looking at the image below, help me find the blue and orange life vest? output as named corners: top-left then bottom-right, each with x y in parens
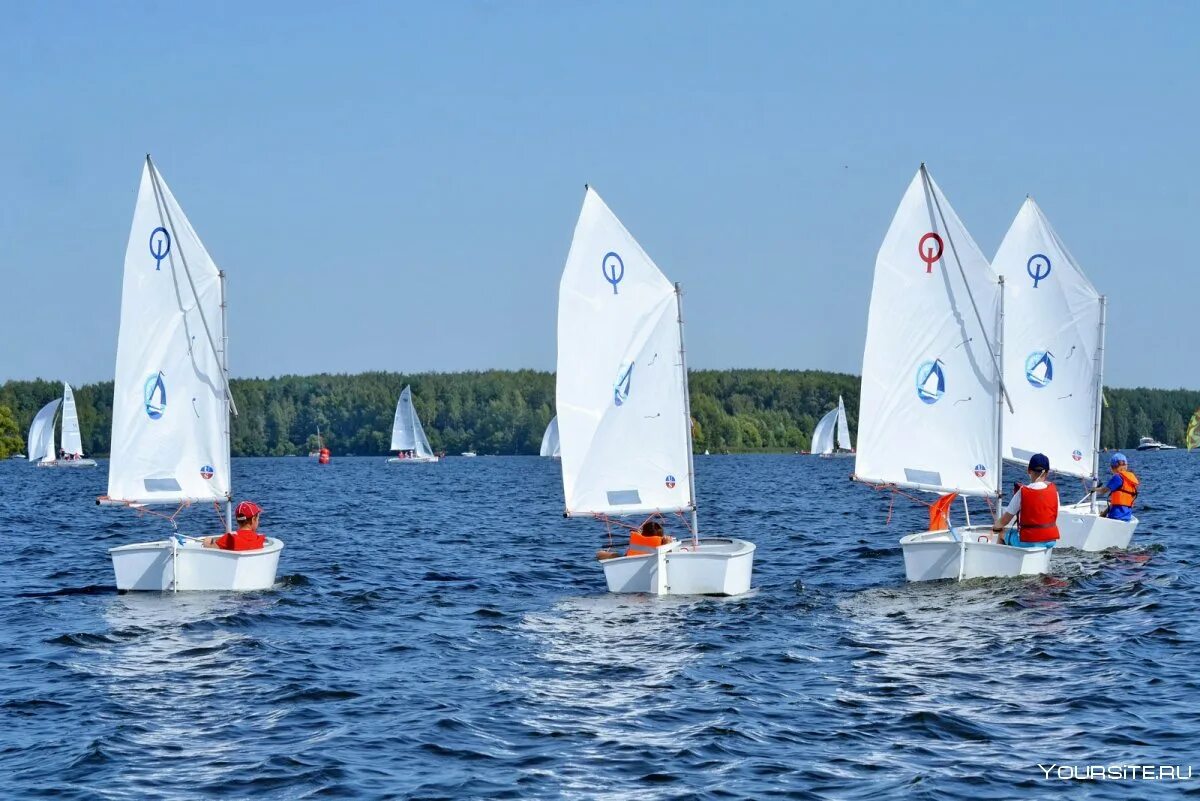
top-left (1018, 483), bottom-right (1060, 543)
top-left (1110, 469), bottom-right (1140, 508)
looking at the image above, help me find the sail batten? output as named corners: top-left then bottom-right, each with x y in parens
top-left (995, 198), bottom-right (1102, 479)
top-left (856, 167), bottom-right (1002, 496)
top-left (556, 188), bottom-right (693, 517)
top-left (106, 159), bottom-right (231, 505)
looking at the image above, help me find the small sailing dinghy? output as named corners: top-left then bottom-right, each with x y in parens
top-left (855, 165), bottom-right (1051, 582)
top-left (539, 416), bottom-right (561, 459)
top-left (29, 384), bottom-right (97, 467)
top-left (811, 395), bottom-right (854, 457)
top-left (101, 156), bottom-right (283, 592)
top-left (556, 187), bottom-right (754, 596)
top-left (387, 386), bottom-right (440, 463)
top-left (994, 197), bottom-right (1134, 551)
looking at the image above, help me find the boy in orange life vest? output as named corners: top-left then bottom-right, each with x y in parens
top-left (990, 453), bottom-right (1059, 547)
top-left (202, 501), bottom-right (268, 551)
top-left (1088, 452), bottom-right (1140, 522)
top-left (596, 520), bottom-right (673, 561)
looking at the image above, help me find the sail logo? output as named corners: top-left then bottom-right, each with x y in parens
top-left (613, 362), bottom-right (634, 406)
top-left (915, 360), bottom-right (945, 404)
top-left (1025, 351), bottom-right (1054, 388)
top-left (1072, 449), bottom-right (1083, 462)
top-left (918, 232), bottom-right (943, 273)
top-left (150, 227), bottom-right (171, 271)
top-left (602, 251), bottom-right (625, 295)
top-left (1027, 253), bottom-right (1051, 288)
top-left (665, 475), bottom-right (676, 489)
top-left (143, 372), bottom-right (167, 419)
top-left (200, 464), bottom-right (215, 480)
top-left (974, 464), bottom-right (987, 478)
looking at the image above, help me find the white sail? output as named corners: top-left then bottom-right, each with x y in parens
top-left (856, 166), bottom-right (1003, 496)
top-left (60, 383), bottom-right (84, 456)
top-left (28, 399), bottom-right (61, 464)
top-left (811, 408), bottom-right (838, 455)
top-left (539, 416), bottom-right (561, 458)
top-left (995, 198), bottom-right (1102, 479)
top-left (556, 187), bottom-right (693, 516)
top-left (835, 395), bottom-right (853, 452)
top-left (390, 386), bottom-right (434, 457)
top-left (107, 158), bottom-right (231, 505)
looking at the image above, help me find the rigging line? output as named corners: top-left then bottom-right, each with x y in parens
top-left (145, 156), bottom-right (239, 416)
top-left (922, 166), bottom-right (1014, 413)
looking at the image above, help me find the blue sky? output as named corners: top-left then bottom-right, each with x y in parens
top-left (2, 2), bottom-right (1196, 388)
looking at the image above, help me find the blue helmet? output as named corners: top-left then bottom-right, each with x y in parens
top-left (1110, 452), bottom-right (1128, 467)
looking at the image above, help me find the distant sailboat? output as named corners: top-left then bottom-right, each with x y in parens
top-left (387, 386), bottom-right (440, 463)
top-left (556, 186), bottom-right (754, 595)
top-left (539, 416), bottom-right (561, 458)
top-left (810, 395), bottom-right (854, 457)
top-left (855, 165), bottom-right (1051, 582)
top-left (29, 384), bottom-right (97, 468)
top-left (101, 156), bottom-right (283, 592)
top-left (994, 196), bottom-right (1135, 551)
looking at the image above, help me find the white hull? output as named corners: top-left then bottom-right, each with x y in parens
top-left (110, 537), bottom-right (284, 592)
top-left (899, 527), bottom-right (1052, 582)
top-left (386, 455), bottom-right (440, 464)
top-left (36, 459), bottom-right (97, 468)
top-left (1056, 501), bottom-right (1138, 551)
top-left (600, 537), bottom-right (754, 596)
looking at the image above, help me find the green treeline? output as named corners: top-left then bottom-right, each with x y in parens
top-left (1, 371), bottom-right (1197, 457)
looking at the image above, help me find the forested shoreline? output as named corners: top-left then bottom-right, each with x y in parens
top-left (1, 370), bottom-right (1196, 458)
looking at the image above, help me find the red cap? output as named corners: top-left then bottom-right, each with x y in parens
top-left (235, 501), bottom-right (262, 521)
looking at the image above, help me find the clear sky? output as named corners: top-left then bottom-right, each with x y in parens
top-left (2, 2), bottom-right (1196, 388)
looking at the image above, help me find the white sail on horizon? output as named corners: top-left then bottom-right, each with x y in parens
top-left (540, 416), bottom-right (561, 458)
top-left (27, 398), bottom-right (61, 464)
top-left (60, 383), bottom-right (83, 456)
top-left (390, 385), bottom-right (435, 458)
top-left (106, 158), bottom-right (231, 505)
top-left (855, 166), bottom-right (1003, 497)
top-left (995, 197), bottom-right (1102, 479)
top-left (835, 395), bottom-right (853, 452)
top-left (811, 407), bottom-right (839, 455)
top-left (556, 187), bottom-right (693, 517)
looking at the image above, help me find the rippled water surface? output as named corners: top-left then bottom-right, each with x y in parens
top-left (1, 453), bottom-right (1198, 799)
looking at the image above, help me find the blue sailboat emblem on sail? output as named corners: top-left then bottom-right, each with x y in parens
top-left (915, 360), bottom-right (945, 405)
top-left (144, 372), bottom-right (167, 419)
top-left (613, 362), bottom-right (634, 406)
top-left (1024, 351), bottom-right (1053, 388)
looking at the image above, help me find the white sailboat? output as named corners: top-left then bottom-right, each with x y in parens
top-left (387, 386), bottom-right (440, 463)
top-left (855, 165), bottom-right (1051, 582)
top-left (811, 395), bottom-right (854, 457)
top-left (539, 415), bottom-right (561, 458)
top-left (102, 156), bottom-right (283, 592)
top-left (29, 384), bottom-right (98, 467)
top-left (557, 187), bottom-right (754, 596)
top-left (994, 197), bottom-right (1135, 550)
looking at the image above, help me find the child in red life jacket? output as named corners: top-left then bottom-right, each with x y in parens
top-left (202, 501), bottom-right (268, 551)
top-left (991, 453), bottom-right (1059, 547)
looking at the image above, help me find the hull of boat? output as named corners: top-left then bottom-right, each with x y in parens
top-left (36, 459), bottom-right (97, 468)
top-left (600, 537), bottom-right (755, 596)
top-left (387, 455), bottom-right (440, 464)
top-left (1056, 501), bottom-right (1137, 551)
top-left (110, 537), bottom-right (284, 592)
top-left (899, 527), bottom-right (1052, 582)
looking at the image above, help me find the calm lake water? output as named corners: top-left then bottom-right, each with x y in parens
top-left (1, 453), bottom-right (1197, 799)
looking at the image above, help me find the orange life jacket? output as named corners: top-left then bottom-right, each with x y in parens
top-left (928, 493), bottom-right (959, 531)
top-left (625, 532), bottom-right (666, 558)
top-left (1018, 483), bottom-right (1060, 543)
top-left (1109, 469), bottom-right (1140, 508)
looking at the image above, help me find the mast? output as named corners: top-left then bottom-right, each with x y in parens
top-left (995, 275), bottom-right (1006, 513)
top-left (675, 282), bottom-right (699, 543)
top-left (220, 268), bottom-right (233, 532)
top-left (1090, 295), bottom-right (1108, 511)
